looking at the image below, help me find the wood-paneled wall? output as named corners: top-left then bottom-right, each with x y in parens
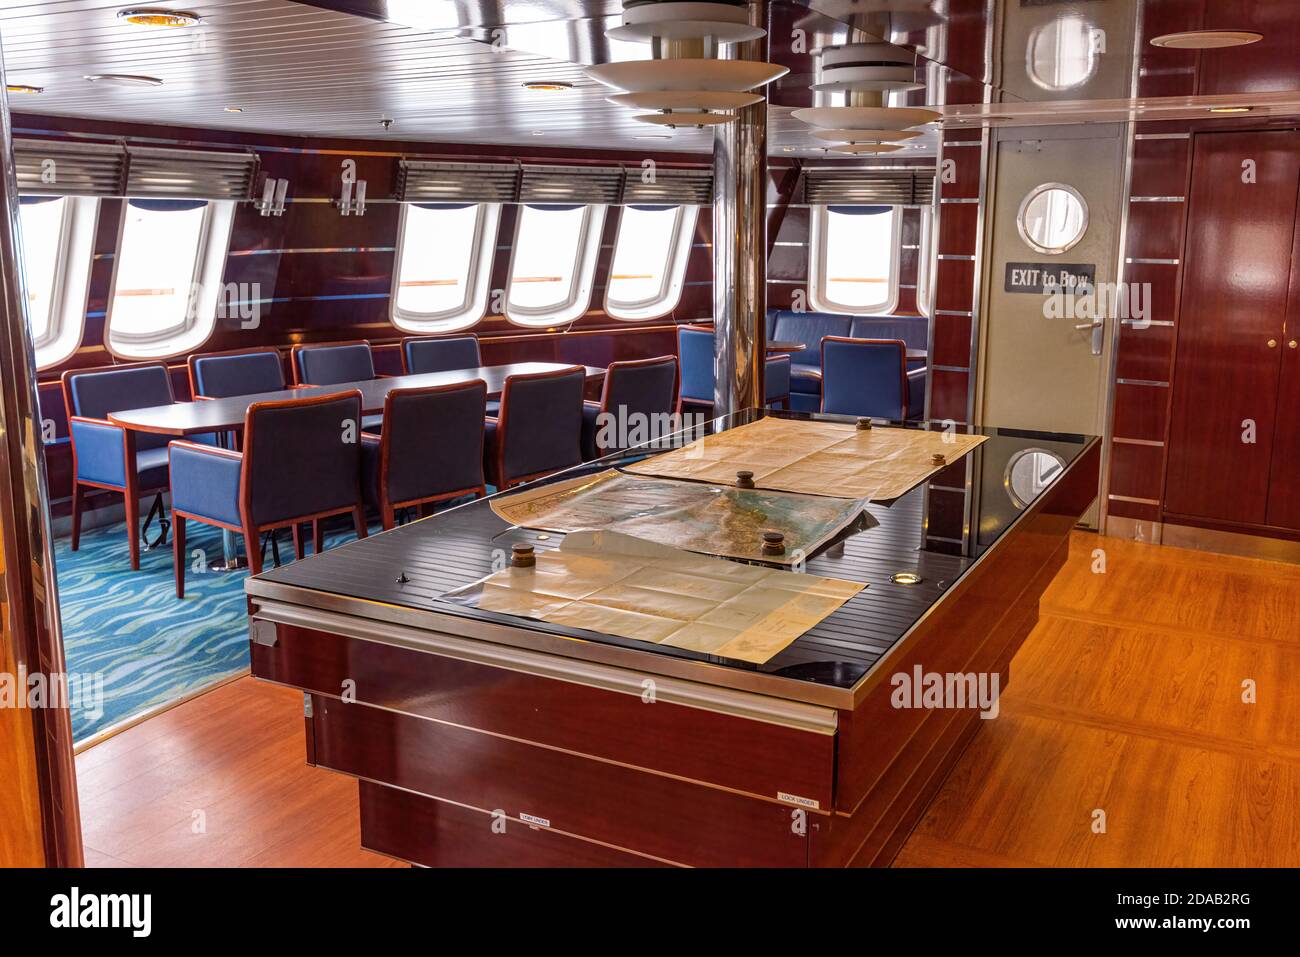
top-left (1104, 0), bottom-right (1300, 543)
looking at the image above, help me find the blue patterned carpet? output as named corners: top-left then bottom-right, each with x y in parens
top-left (54, 516), bottom-right (375, 742)
top-left (54, 520), bottom-right (253, 742)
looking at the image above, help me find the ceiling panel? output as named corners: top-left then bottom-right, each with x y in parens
top-left (0, 0), bottom-right (722, 152)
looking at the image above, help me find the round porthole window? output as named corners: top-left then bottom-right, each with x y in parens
top-left (1027, 16), bottom-right (1100, 91)
top-left (1017, 183), bottom-right (1088, 255)
top-left (1005, 448), bottom-right (1066, 509)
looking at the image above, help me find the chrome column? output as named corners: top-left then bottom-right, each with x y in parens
top-left (712, 0), bottom-right (768, 415)
top-left (0, 40), bottom-right (82, 865)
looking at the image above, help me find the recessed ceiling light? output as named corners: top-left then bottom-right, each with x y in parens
top-left (890, 571), bottom-right (923, 585)
top-left (224, 106), bottom-right (243, 113)
top-left (530, 130), bottom-right (545, 136)
top-left (1208, 106), bottom-right (1253, 114)
top-left (633, 133), bottom-right (673, 139)
top-left (1150, 30), bottom-right (1262, 50)
top-left (84, 74), bottom-right (164, 87)
top-left (6, 84), bottom-right (43, 94)
top-left (117, 7), bottom-right (202, 27)
top-left (522, 81), bottom-right (573, 92)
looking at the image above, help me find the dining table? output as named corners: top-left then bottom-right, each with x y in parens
top-left (108, 362), bottom-right (606, 437)
top-left (108, 362), bottom-right (606, 566)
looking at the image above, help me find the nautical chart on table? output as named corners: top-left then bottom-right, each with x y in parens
top-left (623, 417), bottom-right (989, 500)
top-left (491, 469), bottom-right (871, 565)
top-left (441, 531), bottom-right (864, 665)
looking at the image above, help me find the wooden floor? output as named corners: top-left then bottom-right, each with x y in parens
top-left (76, 677), bottom-right (403, 867)
top-left (895, 531), bottom-right (1300, 867)
top-left (76, 530), bottom-right (1299, 867)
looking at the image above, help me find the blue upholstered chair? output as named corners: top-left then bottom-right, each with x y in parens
top-left (820, 337), bottom-right (910, 421)
top-left (580, 355), bottom-right (678, 460)
top-left (188, 348), bottom-right (286, 399)
top-left (167, 390), bottom-right (367, 597)
top-left (361, 380), bottom-right (488, 529)
top-left (677, 326), bottom-right (792, 411)
top-left (292, 340), bottom-right (376, 386)
top-left (483, 366), bottom-right (586, 489)
top-left (401, 335), bottom-right (482, 374)
top-left (402, 335), bottom-right (499, 415)
top-left (63, 363), bottom-right (177, 570)
top-left (291, 340), bottom-right (383, 429)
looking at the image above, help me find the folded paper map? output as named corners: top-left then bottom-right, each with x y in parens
top-left (624, 416), bottom-right (988, 500)
top-left (490, 469), bottom-right (872, 565)
top-left (440, 530), bottom-right (864, 665)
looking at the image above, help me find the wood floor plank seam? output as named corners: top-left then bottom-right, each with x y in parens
top-left (1038, 606), bottom-right (1300, 651)
top-left (1002, 697), bottom-right (1300, 766)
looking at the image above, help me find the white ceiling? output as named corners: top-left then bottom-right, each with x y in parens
top-left (0, 0), bottom-right (732, 153)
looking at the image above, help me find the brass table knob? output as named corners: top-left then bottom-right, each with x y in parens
top-left (735, 470), bottom-right (756, 489)
top-left (856, 417), bottom-right (872, 431)
top-left (931, 453), bottom-right (946, 466)
top-left (510, 543), bottom-right (536, 568)
top-left (761, 530), bottom-right (786, 556)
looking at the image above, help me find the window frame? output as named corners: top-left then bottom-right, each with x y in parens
top-left (604, 203), bottom-right (698, 322)
top-left (808, 204), bottom-right (904, 316)
top-left (504, 203), bottom-right (607, 328)
top-left (916, 204), bottom-right (936, 318)
top-left (21, 195), bottom-right (99, 372)
top-left (389, 201), bottom-right (500, 334)
top-left (105, 198), bottom-right (236, 361)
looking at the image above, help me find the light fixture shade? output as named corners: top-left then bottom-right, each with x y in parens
top-left (792, 105), bottom-right (940, 130)
top-left (608, 90), bottom-right (763, 110)
top-left (821, 41), bottom-right (915, 69)
top-left (809, 128), bottom-right (922, 142)
top-left (828, 143), bottom-right (904, 154)
top-left (635, 112), bottom-right (736, 128)
top-left (588, 59), bottom-right (788, 93)
top-left (1149, 30), bottom-right (1262, 49)
top-left (84, 73), bottom-right (165, 87)
top-left (117, 7), bottom-right (202, 27)
top-left (607, 1), bottom-right (765, 43)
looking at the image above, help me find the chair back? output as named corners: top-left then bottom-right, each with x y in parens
top-left (402, 335), bottom-right (482, 375)
top-left (293, 341), bottom-right (375, 386)
top-left (601, 355), bottom-right (677, 418)
top-left (242, 391), bottom-right (364, 527)
top-left (677, 326), bottom-right (715, 403)
top-left (382, 381), bottom-right (487, 504)
top-left (190, 349), bottom-right (285, 398)
top-left (820, 337), bottom-right (908, 420)
top-left (64, 364), bottom-right (174, 451)
top-left (496, 367), bottom-right (586, 484)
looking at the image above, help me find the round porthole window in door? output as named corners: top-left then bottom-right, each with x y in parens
top-left (1017, 182), bottom-right (1088, 255)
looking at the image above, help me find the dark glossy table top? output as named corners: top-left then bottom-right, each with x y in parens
top-left (108, 362), bottom-right (606, 436)
top-left (249, 409), bottom-right (1098, 697)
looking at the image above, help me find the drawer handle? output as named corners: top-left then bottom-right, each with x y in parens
top-left (250, 620), bottom-right (279, 647)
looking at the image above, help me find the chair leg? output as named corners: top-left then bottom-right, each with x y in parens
top-left (244, 525), bottom-right (263, 576)
top-left (353, 506), bottom-right (368, 540)
top-left (70, 483), bottom-right (84, 551)
top-left (125, 492), bottom-right (141, 571)
top-left (312, 519), bottom-right (324, 554)
top-left (173, 514), bottom-right (186, 599)
top-left (292, 523), bottom-right (306, 560)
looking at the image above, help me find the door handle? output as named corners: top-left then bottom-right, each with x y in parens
top-left (1268, 339), bottom-right (1278, 349)
top-left (1289, 340), bottom-right (1298, 349)
top-left (1074, 319), bottom-right (1104, 356)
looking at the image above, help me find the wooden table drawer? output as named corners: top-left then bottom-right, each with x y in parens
top-left (314, 695), bottom-right (811, 867)
top-left (359, 782), bottom-right (665, 868)
top-left (252, 606), bottom-right (836, 810)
